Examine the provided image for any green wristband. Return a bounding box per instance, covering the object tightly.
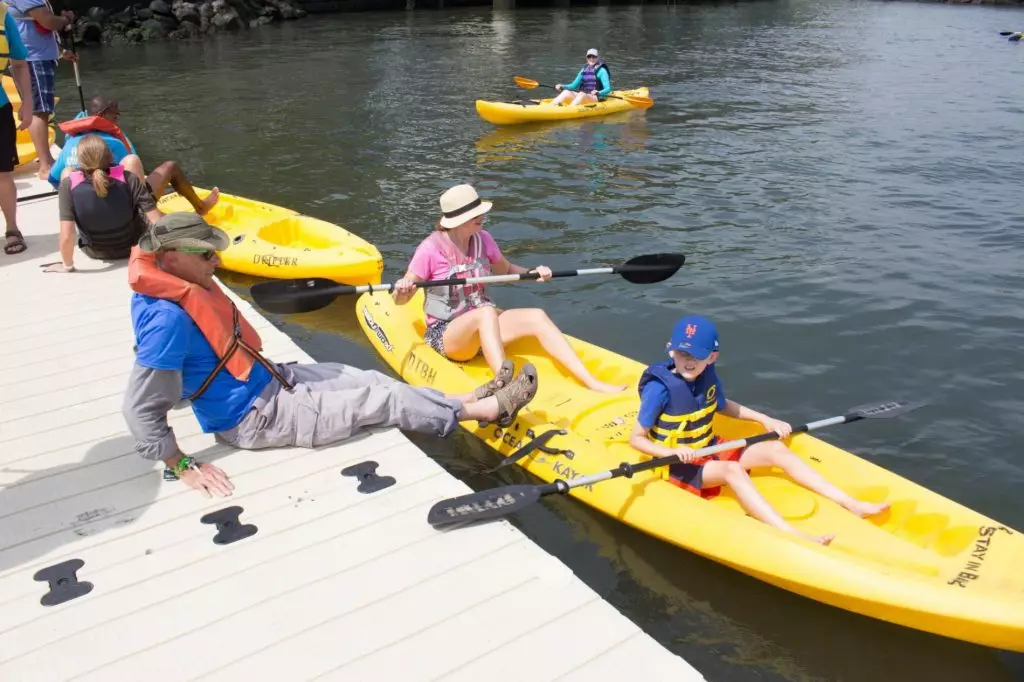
[169,455,197,479]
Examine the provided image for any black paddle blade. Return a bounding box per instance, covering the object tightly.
[250,278,348,315]
[617,253,686,284]
[426,485,542,528]
[849,400,924,420]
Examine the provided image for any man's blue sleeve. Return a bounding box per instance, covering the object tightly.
[135,304,191,371]
[5,15,29,61]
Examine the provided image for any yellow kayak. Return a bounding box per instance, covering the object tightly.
[3,76,59,168]
[157,190,383,285]
[356,289,1024,652]
[475,87,650,125]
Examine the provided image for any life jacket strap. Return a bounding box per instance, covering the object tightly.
[186,305,296,402]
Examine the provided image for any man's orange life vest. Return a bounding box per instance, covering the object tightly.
[127,246,291,400]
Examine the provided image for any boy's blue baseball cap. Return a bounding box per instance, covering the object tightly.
[668,315,719,360]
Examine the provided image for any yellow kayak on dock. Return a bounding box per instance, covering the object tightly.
[4,75,59,169]
[476,87,651,125]
[356,289,1024,652]
[157,190,383,285]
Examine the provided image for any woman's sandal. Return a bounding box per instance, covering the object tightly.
[472,359,515,400]
[492,363,539,428]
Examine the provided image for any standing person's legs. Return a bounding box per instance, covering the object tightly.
[0,103,25,255]
[26,60,57,180]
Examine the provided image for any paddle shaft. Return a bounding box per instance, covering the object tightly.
[533,413,858,497]
[328,266,630,296]
[63,26,86,113]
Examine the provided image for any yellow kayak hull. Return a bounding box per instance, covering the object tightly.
[356,290,1024,652]
[475,87,650,125]
[157,190,383,285]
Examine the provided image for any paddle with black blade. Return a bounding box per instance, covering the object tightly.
[425,399,923,529]
[249,252,685,315]
[513,76,654,108]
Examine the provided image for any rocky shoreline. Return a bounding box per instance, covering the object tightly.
[70,0,307,46]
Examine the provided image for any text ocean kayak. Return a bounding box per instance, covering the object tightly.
[475,87,651,125]
[356,289,1024,652]
[157,190,383,285]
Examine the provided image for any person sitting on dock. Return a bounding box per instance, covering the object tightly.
[43,134,162,272]
[122,212,539,498]
[392,183,626,395]
[48,94,220,215]
[629,315,890,545]
[550,48,612,107]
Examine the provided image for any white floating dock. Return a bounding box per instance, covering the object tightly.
[0,167,705,682]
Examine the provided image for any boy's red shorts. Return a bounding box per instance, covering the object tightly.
[665,445,745,499]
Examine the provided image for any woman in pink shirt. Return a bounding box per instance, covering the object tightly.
[393,184,626,396]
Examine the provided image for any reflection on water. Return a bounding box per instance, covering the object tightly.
[474,110,652,163]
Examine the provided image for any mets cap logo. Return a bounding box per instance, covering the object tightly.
[685,323,697,338]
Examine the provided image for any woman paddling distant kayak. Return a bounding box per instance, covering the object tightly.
[550,48,612,107]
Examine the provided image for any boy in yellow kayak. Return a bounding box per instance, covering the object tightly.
[550,48,612,107]
[629,315,890,545]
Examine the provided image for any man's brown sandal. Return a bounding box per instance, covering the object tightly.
[473,359,515,400]
[492,363,539,428]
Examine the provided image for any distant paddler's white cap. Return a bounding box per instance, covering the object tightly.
[586,48,599,57]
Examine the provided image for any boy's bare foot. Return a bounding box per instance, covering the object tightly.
[844,500,891,518]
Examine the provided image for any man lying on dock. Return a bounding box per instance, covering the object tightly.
[122,213,539,497]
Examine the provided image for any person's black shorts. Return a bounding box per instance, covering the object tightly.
[0,103,19,173]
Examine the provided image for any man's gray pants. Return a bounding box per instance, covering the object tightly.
[217,362,463,450]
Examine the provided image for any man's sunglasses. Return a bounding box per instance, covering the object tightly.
[172,247,215,260]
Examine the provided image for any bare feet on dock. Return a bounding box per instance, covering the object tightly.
[198,187,221,215]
